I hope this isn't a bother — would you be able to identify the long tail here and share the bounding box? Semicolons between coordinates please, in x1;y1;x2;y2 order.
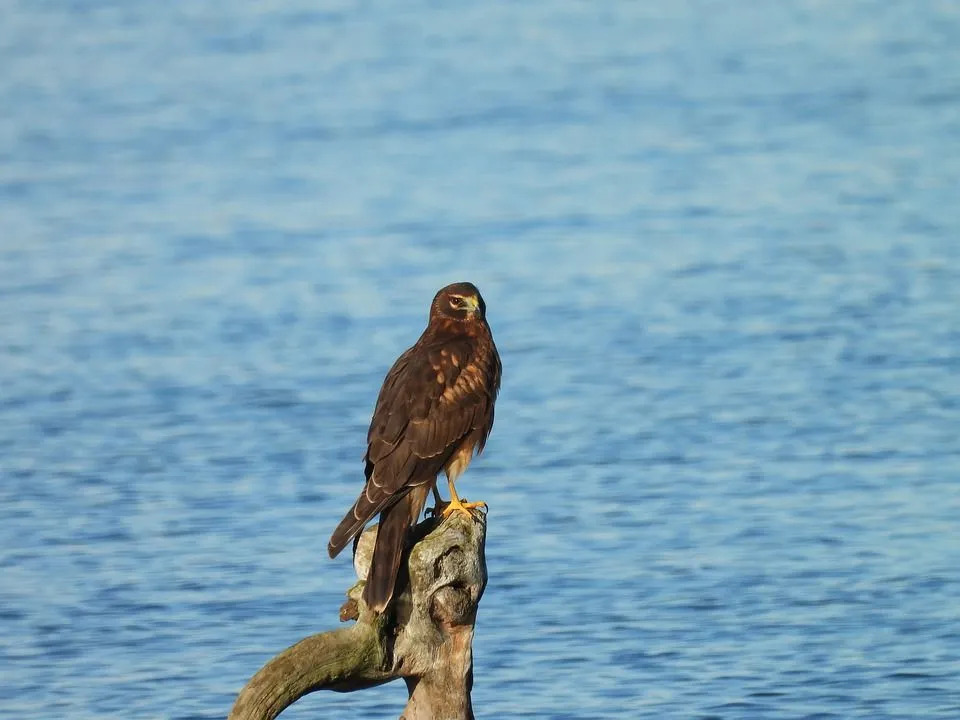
363;485;430;612
362;500;409;612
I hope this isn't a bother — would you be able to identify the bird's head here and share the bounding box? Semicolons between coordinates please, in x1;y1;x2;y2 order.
431;282;487;323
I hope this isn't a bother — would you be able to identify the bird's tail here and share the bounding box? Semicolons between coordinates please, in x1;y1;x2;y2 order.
361;502;408;612
362;484;430;612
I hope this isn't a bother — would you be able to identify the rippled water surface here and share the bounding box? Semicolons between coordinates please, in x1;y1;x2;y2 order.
2;2;960;718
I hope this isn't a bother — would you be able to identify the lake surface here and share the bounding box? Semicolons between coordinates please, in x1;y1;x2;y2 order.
2;1;959;718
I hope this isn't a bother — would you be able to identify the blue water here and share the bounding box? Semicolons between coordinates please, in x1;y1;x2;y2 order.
2;1;959;718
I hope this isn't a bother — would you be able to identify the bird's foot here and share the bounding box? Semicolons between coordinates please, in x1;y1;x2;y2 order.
434;496;487;519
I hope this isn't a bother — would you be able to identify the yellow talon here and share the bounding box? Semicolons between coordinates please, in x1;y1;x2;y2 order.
440;496;487;518
436;478;486;518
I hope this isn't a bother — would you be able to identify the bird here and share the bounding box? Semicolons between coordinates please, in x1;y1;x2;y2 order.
327;281;501;612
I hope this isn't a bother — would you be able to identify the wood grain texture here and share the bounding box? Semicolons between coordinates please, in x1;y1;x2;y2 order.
230;511;487;720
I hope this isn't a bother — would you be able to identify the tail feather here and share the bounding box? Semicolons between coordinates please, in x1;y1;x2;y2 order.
362;484;431;612
362;500;410;612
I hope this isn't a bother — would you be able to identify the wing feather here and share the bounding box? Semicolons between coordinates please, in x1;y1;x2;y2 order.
327;329;500;559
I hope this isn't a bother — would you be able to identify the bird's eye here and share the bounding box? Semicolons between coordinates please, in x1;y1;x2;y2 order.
449;296;463;308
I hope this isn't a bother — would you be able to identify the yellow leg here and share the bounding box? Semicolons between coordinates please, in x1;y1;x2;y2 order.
439;477;486;518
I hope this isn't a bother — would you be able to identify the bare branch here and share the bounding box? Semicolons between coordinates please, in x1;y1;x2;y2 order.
229;511;487;720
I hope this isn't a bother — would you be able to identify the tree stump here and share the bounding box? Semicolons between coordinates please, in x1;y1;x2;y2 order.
229;510;488;720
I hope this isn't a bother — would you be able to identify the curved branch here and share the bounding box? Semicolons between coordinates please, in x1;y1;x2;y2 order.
229;511;487;720
229;621;391;720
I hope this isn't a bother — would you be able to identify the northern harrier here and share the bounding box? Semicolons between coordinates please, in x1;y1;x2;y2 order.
328;282;501;612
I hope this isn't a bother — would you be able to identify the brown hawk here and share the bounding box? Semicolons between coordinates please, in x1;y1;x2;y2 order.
327;282;501;612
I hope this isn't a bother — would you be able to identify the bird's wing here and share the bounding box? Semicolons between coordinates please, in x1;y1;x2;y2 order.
327;334;492;557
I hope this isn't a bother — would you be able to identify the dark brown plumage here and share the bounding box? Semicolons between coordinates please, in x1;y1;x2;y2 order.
328;282;501;612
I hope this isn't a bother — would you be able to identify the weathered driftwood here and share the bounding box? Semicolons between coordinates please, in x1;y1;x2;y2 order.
229;510;488;720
